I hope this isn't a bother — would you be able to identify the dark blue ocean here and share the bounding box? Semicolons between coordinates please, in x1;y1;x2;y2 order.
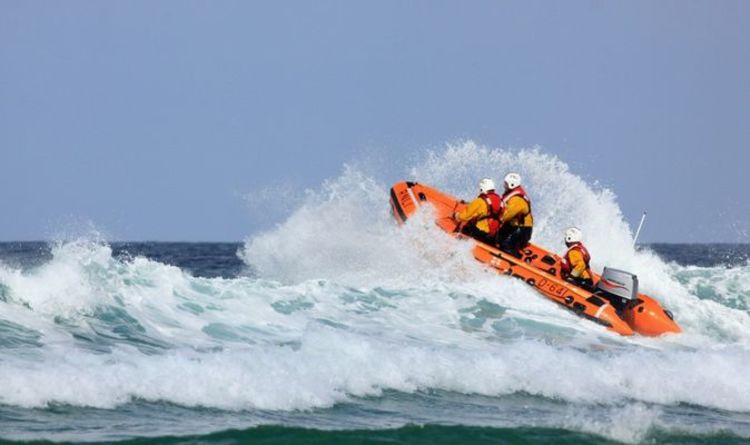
1;241;749;445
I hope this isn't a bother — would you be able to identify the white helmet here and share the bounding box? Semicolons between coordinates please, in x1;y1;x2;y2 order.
564;227;583;244
478;178;495;194
504;172;521;190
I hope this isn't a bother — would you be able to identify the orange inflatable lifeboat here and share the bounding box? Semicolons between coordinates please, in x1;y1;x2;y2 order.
390;181;681;337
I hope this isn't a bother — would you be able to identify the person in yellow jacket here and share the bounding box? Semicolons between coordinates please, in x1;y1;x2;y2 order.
560;227;594;289
452;178;502;246
496;172;533;257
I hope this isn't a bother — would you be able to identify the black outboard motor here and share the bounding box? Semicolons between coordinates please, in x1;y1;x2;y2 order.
595;267;639;315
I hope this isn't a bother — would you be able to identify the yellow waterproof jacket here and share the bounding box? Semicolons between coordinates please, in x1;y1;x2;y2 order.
456;197;491;233
567;248;592;280
501;195;533;228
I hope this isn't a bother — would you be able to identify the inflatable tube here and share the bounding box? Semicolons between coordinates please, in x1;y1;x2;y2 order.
390;181;681;337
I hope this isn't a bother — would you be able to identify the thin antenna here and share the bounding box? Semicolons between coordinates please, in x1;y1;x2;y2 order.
632;211;647;248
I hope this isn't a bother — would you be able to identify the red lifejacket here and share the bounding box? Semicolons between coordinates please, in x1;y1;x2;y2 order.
500;186;532;223
561;242;592;277
477;191;502;235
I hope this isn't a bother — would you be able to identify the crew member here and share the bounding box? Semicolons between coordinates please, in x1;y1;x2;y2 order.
560;227;594;289
496;173;533;256
452;178;501;246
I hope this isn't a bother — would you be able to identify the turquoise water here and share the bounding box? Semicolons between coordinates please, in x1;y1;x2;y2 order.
4;424;747;445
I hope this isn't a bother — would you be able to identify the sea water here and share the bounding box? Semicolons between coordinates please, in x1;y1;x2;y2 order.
1;142;749;444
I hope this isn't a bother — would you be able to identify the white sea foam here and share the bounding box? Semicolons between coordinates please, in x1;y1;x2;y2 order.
1;142;750;443
1;322;750;414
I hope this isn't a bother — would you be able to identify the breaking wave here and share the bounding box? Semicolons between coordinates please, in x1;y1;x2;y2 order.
1;141;749;443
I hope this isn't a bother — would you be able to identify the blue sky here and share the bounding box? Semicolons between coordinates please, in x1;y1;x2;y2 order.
1;1;748;242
